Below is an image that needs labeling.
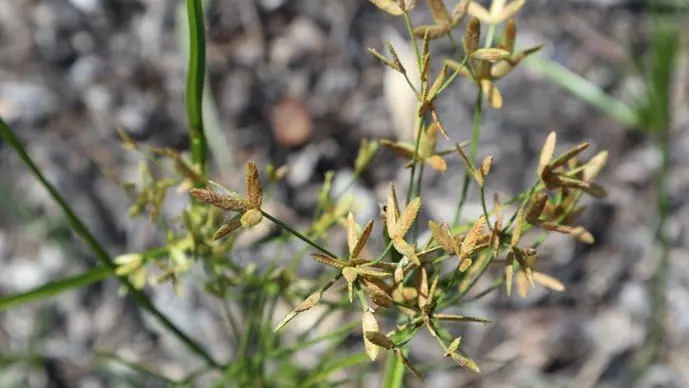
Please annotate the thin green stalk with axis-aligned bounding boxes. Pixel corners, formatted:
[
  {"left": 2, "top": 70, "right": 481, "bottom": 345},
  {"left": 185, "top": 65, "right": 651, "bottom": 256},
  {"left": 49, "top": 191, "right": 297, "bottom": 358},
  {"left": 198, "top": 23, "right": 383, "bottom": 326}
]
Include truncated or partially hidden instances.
[
  {"left": 261, "top": 210, "right": 339, "bottom": 258},
  {"left": 0, "top": 266, "right": 110, "bottom": 311},
  {"left": 462, "top": 275, "right": 505, "bottom": 304},
  {"left": 405, "top": 115, "right": 427, "bottom": 205},
  {"left": 185, "top": 0, "right": 208, "bottom": 178},
  {"left": 480, "top": 185, "right": 493, "bottom": 230},
  {"left": 649, "top": 130, "right": 671, "bottom": 362},
  {"left": 453, "top": 89, "right": 484, "bottom": 226},
  {"left": 403, "top": 12, "right": 421, "bottom": 66},
  {"left": 412, "top": 163, "right": 425, "bottom": 243},
  {"left": 270, "top": 321, "right": 359, "bottom": 357},
  {"left": 0, "top": 117, "right": 219, "bottom": 369}
]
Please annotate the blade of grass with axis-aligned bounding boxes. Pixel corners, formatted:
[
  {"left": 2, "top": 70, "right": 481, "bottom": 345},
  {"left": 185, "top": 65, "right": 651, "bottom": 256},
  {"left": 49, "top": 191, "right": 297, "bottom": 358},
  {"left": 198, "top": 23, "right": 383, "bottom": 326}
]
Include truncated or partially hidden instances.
[
  {"left": 0, "top": 117, "right": 219, "bottom": 368},
  {"left": 176, "top": 1, "right": 233, "bottom": 172},
  {"left": 382, "top": 350, "right": 405, "bottom": 388},
  {"left": 304, "top": 352, "right": 369, "bottom": 387},
  {"left": 525, "top": 55, "right": 641, "bottom": 128},
  {"left": 185, "top": 0, "right": 208, "bottom": 179},
  {"left": 453, "top": 88, "right": 483, "bottom": 227},
  {"left": 0, "top": 266, "right": 110, "bottom": 311}
]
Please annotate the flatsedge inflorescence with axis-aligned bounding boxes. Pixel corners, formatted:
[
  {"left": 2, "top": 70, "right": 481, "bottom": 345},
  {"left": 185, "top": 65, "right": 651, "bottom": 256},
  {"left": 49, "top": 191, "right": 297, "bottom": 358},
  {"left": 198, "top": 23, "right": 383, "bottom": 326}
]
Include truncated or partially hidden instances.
[{"left": 104, "top": 0, "right": 610, "bottom": 383}]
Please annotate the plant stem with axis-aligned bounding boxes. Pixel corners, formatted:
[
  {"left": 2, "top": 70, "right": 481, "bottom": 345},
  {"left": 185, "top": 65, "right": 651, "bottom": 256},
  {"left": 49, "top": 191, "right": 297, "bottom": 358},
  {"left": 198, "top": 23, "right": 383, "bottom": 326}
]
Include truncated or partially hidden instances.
[
  {"left": 185, "top": 0, "right": 208, "bottom": 179},
  {"left": 0, "top": 117, "right": 220, "bottom": 369},
  {"left": 453, "top": 88, "right": 484, "bottom": 226},
  {"left": 261, "top": 210, "right": 339, "bottom": 258},
  {"left": 403, "top": 12, "right": 421, "bottom": 66}
]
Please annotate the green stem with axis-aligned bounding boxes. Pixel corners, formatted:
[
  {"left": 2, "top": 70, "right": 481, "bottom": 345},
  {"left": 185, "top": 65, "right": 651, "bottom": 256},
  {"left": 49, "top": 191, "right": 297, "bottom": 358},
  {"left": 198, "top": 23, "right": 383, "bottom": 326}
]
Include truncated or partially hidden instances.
[
  {"left": 261, "top": 210, "right": 339, "bottom": 258},
  {"left": 453, "top": 88, "right": 484, "bottom": 226},
  {"left": 0, "top": 117, "right": 219, "bottom": 368},
  {"left": 185, "top": 0, "right": 207, "bottom": 179},
  {"left": 403, "top": 12, "right": 421, "bottom": 66}
]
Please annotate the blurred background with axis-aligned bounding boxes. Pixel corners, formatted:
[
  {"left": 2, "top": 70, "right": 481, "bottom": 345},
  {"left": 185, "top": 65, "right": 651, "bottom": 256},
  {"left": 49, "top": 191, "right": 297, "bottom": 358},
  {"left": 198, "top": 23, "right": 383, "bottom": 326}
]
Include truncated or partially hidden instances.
[{"left": 1, "top": 0, "right": 688, "bottom": 386}]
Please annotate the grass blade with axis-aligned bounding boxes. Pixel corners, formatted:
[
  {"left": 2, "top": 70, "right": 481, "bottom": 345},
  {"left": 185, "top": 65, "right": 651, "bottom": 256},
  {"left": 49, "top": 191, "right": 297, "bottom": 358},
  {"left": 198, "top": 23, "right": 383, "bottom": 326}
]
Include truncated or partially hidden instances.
[
  {"left": 185, "top": 0, "right": 208, "bottom": 178},
  {"left": 304, "top": 352, "right": 369, "bottom": 386},
  {"left": 0, "top": 117, "right": 219, "bottom": 368},
  {"left": 0, "top": 266, "right": 110, "bottom": 311},
  {"left": 526, "top": 55, "right": 641, "bottom": 128},
  {"left": 382, "top": 349, "right": 405, "bottom": 388}
]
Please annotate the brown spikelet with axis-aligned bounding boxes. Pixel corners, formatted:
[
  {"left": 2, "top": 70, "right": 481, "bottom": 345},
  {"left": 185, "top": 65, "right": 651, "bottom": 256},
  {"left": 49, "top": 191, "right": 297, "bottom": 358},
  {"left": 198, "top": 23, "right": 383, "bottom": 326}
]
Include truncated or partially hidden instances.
[
  {"left": 511, "top": 207, "right": 525, "bottom": 245},
  {"left": 539, "top": 132, "right": 557, "bottom": 177},
  {"left": 365, "top": 331, "right": 396, "bottom": 349},
  {"left": 362, "top": 278, "right": 394, "bottom": 308},
  {"left": 504, "top": 18, "right": 516, "bottom": 53},
  {"left": 499, "top": 0, "right": 526, "bottom": 22},
  {"left": 368, "top": 47, "right": 401, "bottom": 72},
  {"left": 386, "top": 184, "right": 400, "bottom": 231},
  {"left": 461, "top": 216, "right": 486, "bottom": 256},
  {"left": 569, "top": 226, "right": 595, "bottom": 244},
  {"left": 514, "top": 250, "right": 535, "bottom": 287},
  {"left": 516, "top": 271, "right": 530, "bottom": 297},
  {"left": 342, "top": 267, "right": 358, "bottom": 302},
  {"left": 390, "top": 197, "right": 421, "bottom": 239},
  {"left": 550, "top": 142, "right": 590, "bottom": 170},
  {"left": 450, "top": 0, "right": 470, "bottom": 25},
  {"left": 429, "top": 221, "right": 454, "bottom": 252},
  {"left": 428, "top": 65, "right": 448, "bottom": 102},
  {"left": 429, "top": 108, "right": 449, "bottom": 140},
  {"left": 426, "top": 155, "right": 448, "bottom": 173},
  {"left": 481, "top": 80, "right": 503, "bottom": 109},
  {"left": 583, "top": 150, "right": 608, "bottom": 181},
  {"left": 369, "top": 0, "right": 404, "bottom": 15},
  {"left": 245, "top": 162, "right": 263, "bottom": 209},
  {"left": 362, "top": 310, "right": 381, "bottom": 361},
  {"left": 386, "top": 41, "right": 406, "bottom": 74},
  {"left": 458, "top": 258, "right": 472, "bottom": 272},
  {"left": 526, "top": 193, "right": 548, "bottom": 224},
  {"left": 505, "top": 251, "right": 514, "bottom": 297},
  {"left": 352, "top": 220, "right": 374, "bottom": 259},
  {"left": 450, "top": 352, "right": 481, "bottom": 373},
  {"left": 427, "top": 0, "right": 450, "bottom": 23},
  {"left": 190, "top": 188, "right": 248, "bottom": 211},
  {"left": 472, "top": 48, "right": 511, "bottom": 61},
  {"left": 392, "top": 238, "right": 420, "bottom": 266},
  {"left": 381, "top": 139, "right": 415, "bottom": 159},
  {"left": 274, "top": 291, "right": 322, "bottom": 331},
  {"left": 413, "top": 24, "right": 452, "bottom": 39},
  {"left": 534, "top": 272, "right": 565, "bottom": 291},
  {"left": 356, "top": 267, "right": 393, "bottom": 278},
  {"left": 480, "top": 155, "right": 493, "bottom": 179},
  {"left": 490, "top": 60, "right": 513, "bottom": 79},
  {"left": 465, "top": 17, "right": 480, "bottom": 54},
  {"left": 310, "top": 253, "right": 348, "bottom": 269},
  {"left": 417, "top": 266, "right": 429, "bottom": 308},
  {"left": 468, "top": 0, "right": 524, "bottom": 24},
  {"left": 347, "top": 213, "right": 359, "bottom": 256},
  {"left": 213, "top": 216, "right": 242, "bottom": 240}
]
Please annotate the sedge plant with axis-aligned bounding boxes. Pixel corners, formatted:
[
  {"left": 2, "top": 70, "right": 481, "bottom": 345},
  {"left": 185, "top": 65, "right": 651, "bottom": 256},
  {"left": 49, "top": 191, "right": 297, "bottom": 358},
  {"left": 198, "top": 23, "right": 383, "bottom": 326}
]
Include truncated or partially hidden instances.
[{"left": 0, "top": 0, "right": 614, "bottom": 385}]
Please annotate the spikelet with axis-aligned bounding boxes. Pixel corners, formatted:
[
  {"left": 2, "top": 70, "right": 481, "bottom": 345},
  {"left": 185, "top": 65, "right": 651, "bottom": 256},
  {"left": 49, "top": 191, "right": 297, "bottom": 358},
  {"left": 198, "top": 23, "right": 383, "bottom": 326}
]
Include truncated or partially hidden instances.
[
  {"left": 362, "top": 309, "right": 381, "bottom": 361},
  {"left": 274, "top": 291, "right": 322, "bottom": 332}
]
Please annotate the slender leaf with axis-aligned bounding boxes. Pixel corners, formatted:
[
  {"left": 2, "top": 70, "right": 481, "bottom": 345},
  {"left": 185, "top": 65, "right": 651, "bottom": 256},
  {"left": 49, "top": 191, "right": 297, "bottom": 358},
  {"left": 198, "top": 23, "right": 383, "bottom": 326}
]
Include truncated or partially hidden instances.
[
  {"left": 185, "top": 0, "right": 208, "bottom": 177},
  {"left": 0, "top": 266, "right": 110, "bottom": 311},
  {"left": 0, "top": 117, "right": 219, "bottom": 368},
  {"left": 304, "top": 352, "right": 369, "bottom": 386},
  {"left": 382, "top": 350, "right": 405, "bottom": 388},
  {"left": 526, "top": 55, "right": 641, "bottom": 128}
]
